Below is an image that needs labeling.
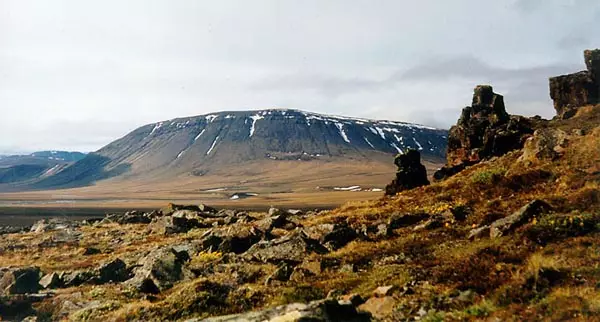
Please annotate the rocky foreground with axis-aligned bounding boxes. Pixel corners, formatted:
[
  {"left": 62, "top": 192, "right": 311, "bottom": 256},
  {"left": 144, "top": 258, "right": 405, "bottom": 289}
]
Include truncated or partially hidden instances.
[{"left": 1, "top": 50, "right": 600, "bottom": 321}]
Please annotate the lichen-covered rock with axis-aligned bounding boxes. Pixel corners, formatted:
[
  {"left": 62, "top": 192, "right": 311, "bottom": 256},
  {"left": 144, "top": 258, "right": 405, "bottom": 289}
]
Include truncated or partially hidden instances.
[
  {"left": 125, "top": 246, "right": 193, "bottom": 293},
  {"left": 518, "top": 128, "right": 570, "bottom": 163},
  {"left": 243, "top": 230, "right": 328, "bottom": 265},
  {"left": 147, "top": 215, "right": 207, "bottom": 235},
  {"left": 549, "top": 49, "right": 600, "bottom": 119},
  {"left": 490, "top": 200, "right": 552, "bottom": 238},
  {"left": 200, "top": 225, "right": 264, "bottom": 254},
  {"left": 385, "top": 149, "right": 429, "bottom": 196}
]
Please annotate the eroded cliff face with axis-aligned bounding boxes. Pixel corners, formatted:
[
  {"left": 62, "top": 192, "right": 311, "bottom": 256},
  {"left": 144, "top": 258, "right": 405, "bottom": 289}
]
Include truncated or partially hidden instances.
[{"left": 549, "top": 49, "right": 600, "bottom": 119}]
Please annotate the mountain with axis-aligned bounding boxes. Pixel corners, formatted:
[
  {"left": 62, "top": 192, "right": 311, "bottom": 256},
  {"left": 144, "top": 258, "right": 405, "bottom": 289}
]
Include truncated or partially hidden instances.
[
  {"left": 30, "top": 109, "right": 447, "bottom": 189},
  {"left": 0, "top": 151, "right": 86, "bottom": 184}
]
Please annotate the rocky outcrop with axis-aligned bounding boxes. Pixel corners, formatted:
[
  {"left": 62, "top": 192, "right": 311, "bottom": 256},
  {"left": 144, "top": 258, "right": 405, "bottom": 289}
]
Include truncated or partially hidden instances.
[
  {"left": 385, "top": 149, "right": 430, "bottom": 196},
  {"left": 434, "top": 85, "right": 538, "bottom": 180},
  {"left": 549, "top": 49, "right": 600, "bottom": 119}
]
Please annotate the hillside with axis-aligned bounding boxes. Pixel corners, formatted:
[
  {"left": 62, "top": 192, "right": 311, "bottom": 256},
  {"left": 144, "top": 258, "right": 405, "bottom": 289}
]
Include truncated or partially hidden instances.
[
  {"left": 0, "top": 151, "right": 85, "bottom": 184},
  {"left": 30, "top": 109, "right": 447, "bottom": 190}
]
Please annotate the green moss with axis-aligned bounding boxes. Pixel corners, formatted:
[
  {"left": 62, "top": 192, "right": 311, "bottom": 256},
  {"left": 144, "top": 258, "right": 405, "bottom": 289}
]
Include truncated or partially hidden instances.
[{"left": 470, "top": 167, "right": 507, "bottom": 185}]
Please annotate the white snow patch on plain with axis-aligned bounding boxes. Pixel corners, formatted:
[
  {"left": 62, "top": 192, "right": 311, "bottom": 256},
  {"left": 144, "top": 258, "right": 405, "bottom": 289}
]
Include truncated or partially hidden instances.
[
  {"left": 335, "top": 122, "right": 350, "bottom": 143},
  {"left": 364, "top": 137, "right": 375, "bottom": 148},
  {"left": 249, "top": 115, "right": 264, "bottom": 137},
  {"left": 194, "top": 129, "right": 206, "bottom": 141},
  {"left": 176, "top": 150, "right": 186, "bottom": 159},
  {"left": 390, "top": 143, "right": 403, "bottom": 153},
  {"left": 206, "top": 136, "right": 219, "bottom": 155},
  {"left": 334, "top": 185, "right": 361, "bottom": 191},
  {"left": 412, "top": 138, "right": 423, "bottom": 150},
  {"left": 203, "top": 188, "right": 227, "bottom": 192}
]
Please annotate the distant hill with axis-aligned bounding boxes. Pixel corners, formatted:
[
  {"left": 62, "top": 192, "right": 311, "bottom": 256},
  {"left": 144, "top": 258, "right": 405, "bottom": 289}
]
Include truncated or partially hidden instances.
[
  {"left": 0, "top": 151, "right": 86, "bottom": 184},
  {"left": 25, "top": 109, "right": 447, "bottom": 189}
]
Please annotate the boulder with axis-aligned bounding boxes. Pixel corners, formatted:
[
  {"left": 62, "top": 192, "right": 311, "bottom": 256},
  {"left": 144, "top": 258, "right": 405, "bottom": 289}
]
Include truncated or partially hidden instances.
[
  {"left": 125, "top": 246, "right": 193, "bottom": 293},
  {"left": 358, "top": 296, "right": 397, "bottom": 320},
  {"left": 253, "top": 212, "right": 293, "bottom": 232},
  {"left": 200, "top": 225, "right": 264, "bottom": 254},
  {"left": 62, "top": 270, "right": 94, "bottom": 287},
  {"left": 197, "top": 299, "right": 371, "bottom": 322},
  {"left": 243, "top": 230, "right": 328, "bottom": 265},
  {"left": 549, "top": 49, "right": 600, "bottom": 119},
  {"left": 30, "top": 218, "right": 77, "bottom": 233},
  {"left": 147, "top": 215, "right": 206, "bottom": 235},
  {"left": 519, "top": 128, "right": 570, "bottom": 163},
  {"left": 303, "top": 224, "right": 357, "bottom": 250},
  {"left": 0, "top": 267, "right": 41, "bottom": 295},
  {"left": 94, "top": 259, "right": 129, "bottom": 284},
  {"left": 101, "top": 211, "right": 156, "bottom": 225},
  {"left": 39, "top": 272, "right": 62, "bottom": 289},
  {"left": 385, "top": 149, "right": 430, "bottom": 196},
  {"left": 160, "top": 203, "right": 201, "bottom": 216},
  {"left": 490, "top": 200, "right": 551, "bottom": 238}
]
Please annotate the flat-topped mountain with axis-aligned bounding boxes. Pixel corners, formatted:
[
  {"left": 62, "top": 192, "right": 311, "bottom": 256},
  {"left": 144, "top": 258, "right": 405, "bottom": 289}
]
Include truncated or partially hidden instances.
[{"left": 32, "top": 109, "right": 447, "bottom": 189}]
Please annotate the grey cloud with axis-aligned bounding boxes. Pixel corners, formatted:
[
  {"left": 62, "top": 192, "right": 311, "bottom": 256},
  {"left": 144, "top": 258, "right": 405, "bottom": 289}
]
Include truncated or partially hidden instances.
[{"left": 1, "top": 0, "right": 599, "bottom": 153}]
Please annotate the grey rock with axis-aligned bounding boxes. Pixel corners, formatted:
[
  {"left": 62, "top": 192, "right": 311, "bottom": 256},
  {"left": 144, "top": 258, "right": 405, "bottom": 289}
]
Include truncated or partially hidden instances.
[
  {"left": 468, "top": 225, "right": 491, "bottom": 240},
  {"left": 200, "top": 225, "right": 264, "bottom": 254},
  {"left": 490, "top": 200, "right": 551, "bottom": 238},
  {"left": 196, "top": 299, "right": 371, "bottom": 322},
  {"left": 62, "top": 270, "right": 94, "bottom": 287},
  {"left": 304, "top": 224, "right": 357, "bottom": 250},
  {"left": 243, "top": 230, "right": 328, "bottom": 264},
  {"left": 0, "top": 267, "right": 41, "bottom": 295},
  {"left": 125, "top": 246, "right": 193, "bottom": 293},
  {"left": 95, "top": 258, "right": 129, "bottom": 284},
  {"left": 148, "top": 215, "right": 207, "bottom": 235},
  {"left": 39, "top": 272, "right": 62, "bottom": 289},
  {"left": 387, "top": 212, "right": 430, "bottom": 229}
]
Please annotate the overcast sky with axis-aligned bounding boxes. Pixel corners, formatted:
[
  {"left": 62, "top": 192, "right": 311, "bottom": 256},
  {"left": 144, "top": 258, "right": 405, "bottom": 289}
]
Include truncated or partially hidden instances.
[{"left": 1, "top": 0, "right": 599, "bottom": 154}]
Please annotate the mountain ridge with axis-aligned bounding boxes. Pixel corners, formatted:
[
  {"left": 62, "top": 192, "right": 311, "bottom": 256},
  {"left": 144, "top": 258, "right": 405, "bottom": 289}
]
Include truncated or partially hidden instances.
[{"left": 16, "top": 109, "right": 448, "bottom": 190}]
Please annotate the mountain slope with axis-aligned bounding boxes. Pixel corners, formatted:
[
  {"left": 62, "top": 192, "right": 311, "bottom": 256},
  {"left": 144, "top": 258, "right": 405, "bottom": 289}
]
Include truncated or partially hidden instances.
[
  {"left": 0, "top": 151, "right": 86, "bottom": 184},
  {"left": 34, "top": 109, "right": 447, "bottom": 189}
]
